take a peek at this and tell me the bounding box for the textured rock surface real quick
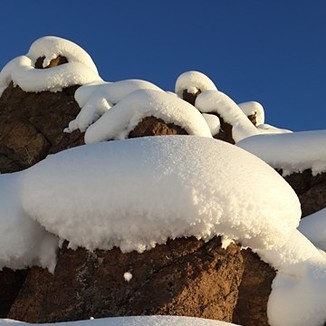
[128,116,188,138]
[0,84,84,173]
[283,169,326,217]
[0,268,27,318]
[8,237,247,323]
[232,249,276,326]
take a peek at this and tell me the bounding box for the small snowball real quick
[123,272,133,282]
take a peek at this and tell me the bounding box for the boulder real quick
[129,116,188,138]
[7,237,274,325]
[0,83,84,173]
[283,169,326,217]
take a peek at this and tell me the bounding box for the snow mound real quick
[0,36,102,96]
[257,230,326,326]
[175,71,217,98]
[299,208,326,251]
[83,90,212,143]
[237,130,326,175]
[65,79,163,133]
[195,90,259,142]
[0,316,240,326]
[0,174,58,271]
[20,136,301,252]
[238,101,265,125]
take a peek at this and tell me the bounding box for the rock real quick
[34,55,69,69]
[232,249,276,326]
[7,237,273,325]
[283,169,326,217]
[128,116,188,138]
[213,115,235,144]
[0,83,84,173]
[182,89,201,106]
[0,268,28,317]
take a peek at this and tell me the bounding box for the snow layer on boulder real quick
[257,230,326,326]
[237,130,326,176]
[84,90,212,143]
[65,79,163,133]
[175,71,217,98]
[0,36,102,96]
[20,136,301,252]
[299,208,326,251]
[0,174,58,271]
[238,101,265,125]
[195,90,259,142]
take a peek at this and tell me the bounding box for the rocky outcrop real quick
[283,169,326,217]
[7,237,274,325]
[129,116,188,138]
[0,268,27,318]
[0,83,84,173]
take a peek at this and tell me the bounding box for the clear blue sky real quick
[0,0,325,131]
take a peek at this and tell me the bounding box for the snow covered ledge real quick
[0,36,102,96]
[237,130,326,176]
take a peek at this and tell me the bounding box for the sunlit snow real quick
[0,36,102,96]
[0,316,240,326]
[237,130,326,176]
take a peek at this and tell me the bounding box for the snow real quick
[257,230,326,326]
[0,173,58,272]
[0,317,240,326]
[83,90,212,143]
[238,101,265,125]
[123,272,133,282]
[175,71,217,98]
[237,130,326,176]
[194,90,259,142]
[18,136,300,253]
[65,80,163,133]
[0,36,102,96]
[299,208,326,251]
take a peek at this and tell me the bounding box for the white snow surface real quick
[0,317,239,326]
[0,173,58,271]
[0,36,102,96]
[19,136,300,252]
[195,90,259,142]
[299,208,326,251]
[83,90,212,143]
[65,80,163,133]
[175,71,217,98]
[257,230,326,326]
[237,130,326,175]
[238,101,265,125]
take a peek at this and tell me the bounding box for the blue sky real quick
[0,1,325,131]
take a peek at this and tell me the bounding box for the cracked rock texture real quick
[7,237,274,325]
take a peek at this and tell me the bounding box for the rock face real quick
[0,83,83,173]
[7,238,274,325]
[283,169,326,217]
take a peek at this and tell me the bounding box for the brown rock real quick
[34,55,68,69]
[232,249,276,326]
[182,89,201,106]
[0,268,28,317]
[128,116,188,138]
[283,169,326,217]
[0,83,84,173]
[9,237,247,323]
